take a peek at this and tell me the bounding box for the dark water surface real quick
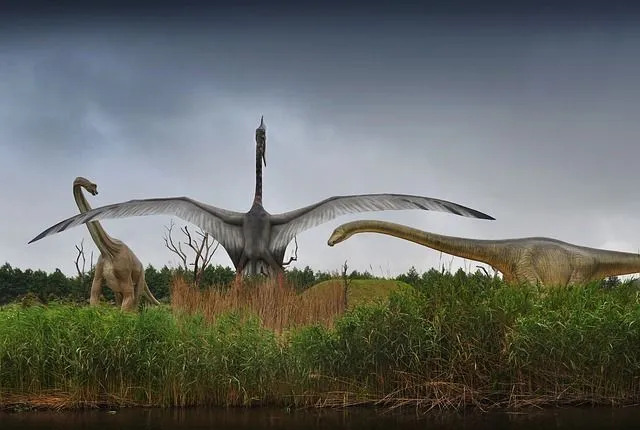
[1,407,640,429]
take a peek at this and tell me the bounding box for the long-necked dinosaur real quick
[73,177,160,311]
[327,220,640,286]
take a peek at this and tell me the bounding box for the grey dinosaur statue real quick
[73,177,161,311]
[30,118,495,277]
[327,220,640,286]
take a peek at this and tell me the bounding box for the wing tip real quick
[473,211,495,220]
[28,230,50,244]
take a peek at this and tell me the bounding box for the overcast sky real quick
[2,2,640,278]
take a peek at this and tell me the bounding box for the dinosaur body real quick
[73,177,160,310]
[328,220,640,286]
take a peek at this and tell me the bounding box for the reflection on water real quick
[1,407,640,429]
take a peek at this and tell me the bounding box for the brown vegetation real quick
[170,275,346,331]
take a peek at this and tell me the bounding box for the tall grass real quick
[170,275,345,331]
[1,271,640,411]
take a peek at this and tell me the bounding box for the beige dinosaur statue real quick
[73,177,160,311]
[327,220,640,286]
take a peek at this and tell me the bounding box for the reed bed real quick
[170,275,346,331]
[1,272,640,411]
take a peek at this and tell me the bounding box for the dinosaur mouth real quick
[327,235,342,246]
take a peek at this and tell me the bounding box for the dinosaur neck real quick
[253,147,263,206]
[72,181,120,258]
[339,220,510,269]
[591,249,640,279]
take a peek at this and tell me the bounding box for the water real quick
[2,407,640,429]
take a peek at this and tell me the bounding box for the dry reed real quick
[170,275,346,331]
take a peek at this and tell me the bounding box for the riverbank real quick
[1,272,639,411]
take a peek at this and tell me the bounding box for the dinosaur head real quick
[255,115,267,167]
[74,177,98,196]
[87,182,98,196]
[327,226,350,246]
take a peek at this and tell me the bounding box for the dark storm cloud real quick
[3,0,639,21]
[6,14,638,159]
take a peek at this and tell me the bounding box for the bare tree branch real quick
[476,265,490,277]
[74,239,87,281]
[163,219,219,287]
[195,229,219,269]
[163,220,189,272]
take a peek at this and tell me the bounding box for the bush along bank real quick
[1,271,640,410]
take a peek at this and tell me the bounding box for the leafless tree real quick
[74,239,94,282]
[74,239,87,282]
[163,219,219,287]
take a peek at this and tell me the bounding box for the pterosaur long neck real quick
[253,146,263,206]
[72,180,120,258]
[253,116,266,206]
[338,220,509,269]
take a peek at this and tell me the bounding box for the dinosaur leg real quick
[114,292,123,307]
[236,253,248,276]
[513,265,542,286]
[89,258,105,306]
[263,252,285,278]
[567,271,590,286]
[119,277,137,312]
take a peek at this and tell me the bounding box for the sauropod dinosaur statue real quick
[327,220,640,286]
[29,117,495,277]
[73,177,160,311]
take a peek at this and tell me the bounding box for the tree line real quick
[0,262,384,305]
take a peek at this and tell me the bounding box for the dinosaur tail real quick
[138,274,161,306]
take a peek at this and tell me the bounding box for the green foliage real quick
[0,263,84,305]
[3,270,640,410]
[0,262,238,305]
[291,272,640,406]
[0,304,283,406]
[0,261,399,304]
[302,279,412,308]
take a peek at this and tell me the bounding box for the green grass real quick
[2,271,640,411]
[302,279,412,308]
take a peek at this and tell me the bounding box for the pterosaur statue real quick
[30,117,495,276]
